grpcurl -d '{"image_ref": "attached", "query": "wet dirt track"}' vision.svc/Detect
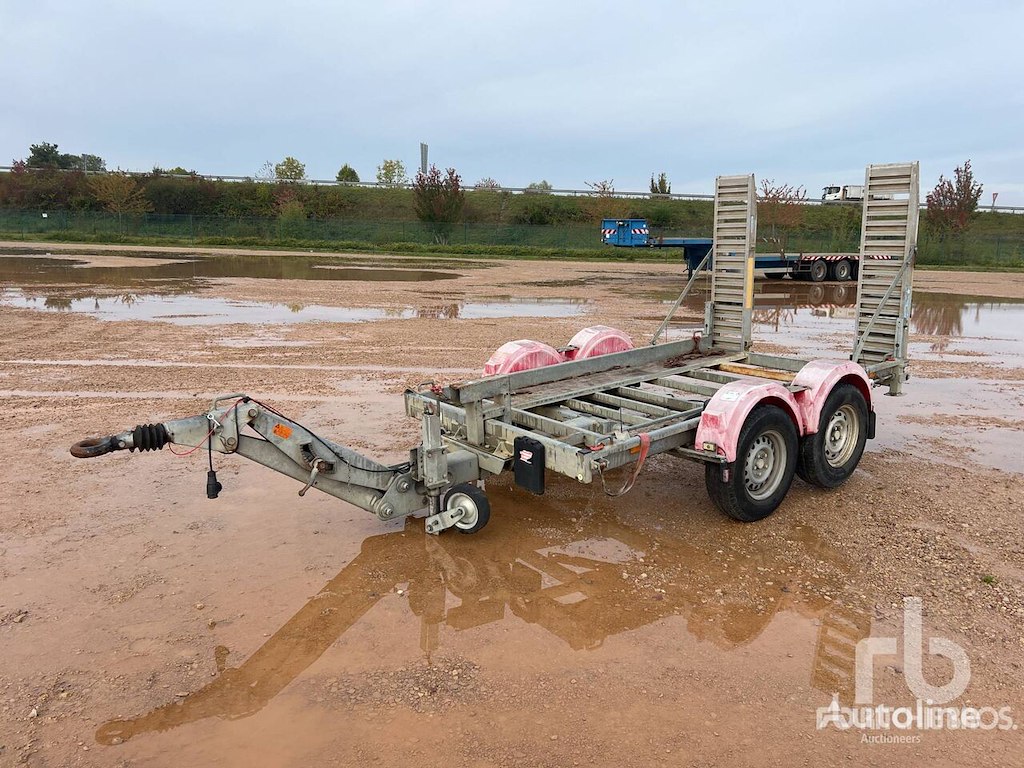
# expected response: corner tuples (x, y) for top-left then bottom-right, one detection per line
(1, 246), (1022, 767)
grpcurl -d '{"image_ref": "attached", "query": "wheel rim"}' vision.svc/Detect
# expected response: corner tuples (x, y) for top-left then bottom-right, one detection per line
(836, 262), (851, 280)
(743, 429), (787, 501)
(824, 405), (860, 467)
(448, 492), (479, 530)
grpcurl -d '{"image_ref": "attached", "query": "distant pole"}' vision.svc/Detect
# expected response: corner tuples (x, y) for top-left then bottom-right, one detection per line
(420, 143), (428, 175)
(991, 192), (998, 211)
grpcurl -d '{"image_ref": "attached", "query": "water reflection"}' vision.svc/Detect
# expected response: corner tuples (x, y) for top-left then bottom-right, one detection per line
(911, 293), (1024, 352)
(0, 254), (462, 290)
(655, 281), (1024, 348)
(96, 483), (867, 745)
(0, 289), (587, 325)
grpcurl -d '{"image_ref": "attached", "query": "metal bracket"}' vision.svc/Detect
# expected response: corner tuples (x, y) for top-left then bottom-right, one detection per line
(419, 403), (448, 489)
(424, 504), (466, 535)
(298, 457), (328, 497)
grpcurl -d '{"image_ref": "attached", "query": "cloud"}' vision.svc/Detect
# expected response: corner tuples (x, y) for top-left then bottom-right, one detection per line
(1, 0), (1021, 201)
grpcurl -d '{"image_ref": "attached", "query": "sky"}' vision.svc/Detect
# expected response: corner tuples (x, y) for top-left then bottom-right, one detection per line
(1, 1), (1022, 204)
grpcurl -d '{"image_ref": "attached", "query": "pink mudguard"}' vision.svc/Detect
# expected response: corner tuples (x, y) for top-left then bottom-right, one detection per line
(694, 361), (873, 462)
(791, 359), (872, 434)
(695, 381), (803, 463)
(563, 325), (634, 361)
(483, 340), (563, 376)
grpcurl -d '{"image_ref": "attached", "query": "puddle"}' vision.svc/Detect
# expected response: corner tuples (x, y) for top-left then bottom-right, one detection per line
(0, 289), (586, 325)
(94, 478), (861, 745)
(656, 281), (1024, 358)
(0, 254), (463, 288)
(652, 280), (1024, 471)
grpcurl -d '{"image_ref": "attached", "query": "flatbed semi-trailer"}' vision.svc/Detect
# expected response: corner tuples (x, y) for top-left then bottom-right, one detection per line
(601, 218), (859, 281)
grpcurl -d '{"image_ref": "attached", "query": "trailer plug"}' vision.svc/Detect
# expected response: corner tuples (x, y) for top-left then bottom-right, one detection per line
(206, 470), (223, 499)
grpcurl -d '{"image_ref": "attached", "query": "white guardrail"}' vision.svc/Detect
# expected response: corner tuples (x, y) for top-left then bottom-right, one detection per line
(1, 166), (1022, 213)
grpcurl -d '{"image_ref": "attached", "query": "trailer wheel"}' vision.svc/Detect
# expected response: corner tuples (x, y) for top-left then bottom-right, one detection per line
(809, 259), (828, 282)
(704, 405), (798, 522)
(443, 483), (491, 534)
(831, 259), (853, 282)
(796, 384), (868, 488)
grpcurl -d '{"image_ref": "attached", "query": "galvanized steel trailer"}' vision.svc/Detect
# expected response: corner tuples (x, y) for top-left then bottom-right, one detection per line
(71, 163), (920, 534)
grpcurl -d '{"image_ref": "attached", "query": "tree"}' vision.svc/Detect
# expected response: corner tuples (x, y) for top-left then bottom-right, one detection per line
(474, 177), (501, 190)
(757, 179), (807, 255)
(650, 172), (671, 195)
(89, 172), (153, 234)
(255, 161), (276, 182)
(336, 164), (360, 183)
(412, 164), (465, 243)
(25, 142), (104, 171)
(926, 159), (983, 239)
(79, 154), (106, 172)
(585, 179), (615, 196)
(27, 142), (64, 168)
(376, 159), (408, 187)
(526, 180), (552, 194)
(162, 166), (195, 176)
(274, 156), (306, 182)
(277, 198), (307, 239)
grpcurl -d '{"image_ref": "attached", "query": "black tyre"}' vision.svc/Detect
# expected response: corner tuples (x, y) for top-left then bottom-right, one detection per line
(831, 259), (853, 282)
(796, 384), (868, 488)
(705, 405), (799, 522)
(443, 483), (491, 534)
(809, 259), (828, 282)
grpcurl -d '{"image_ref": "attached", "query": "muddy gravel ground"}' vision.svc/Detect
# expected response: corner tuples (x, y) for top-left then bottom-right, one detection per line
(1, 245), (1022, 767)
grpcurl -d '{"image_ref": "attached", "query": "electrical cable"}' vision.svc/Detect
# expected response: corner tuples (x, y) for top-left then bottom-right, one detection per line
(247, 397), (412, 474)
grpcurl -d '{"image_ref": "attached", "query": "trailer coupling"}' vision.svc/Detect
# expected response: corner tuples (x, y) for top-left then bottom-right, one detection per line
(69, 393), (490, 535)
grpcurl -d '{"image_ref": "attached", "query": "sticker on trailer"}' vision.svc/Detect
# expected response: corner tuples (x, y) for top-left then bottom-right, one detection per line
(518, 449), (534, 464)
(720, 390), (742, 401)
(798, 254), (859, 261)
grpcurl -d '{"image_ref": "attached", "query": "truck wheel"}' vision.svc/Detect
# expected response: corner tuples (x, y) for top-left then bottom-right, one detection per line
(443, 483), (491, 534)
(809, 259), (828, 282)
(831, 259), (853, 282)
(705, 405), (798, 522)
(797, 384), (868, 488)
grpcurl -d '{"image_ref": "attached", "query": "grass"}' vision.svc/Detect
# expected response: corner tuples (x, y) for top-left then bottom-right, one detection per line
(1, 207), (1022, 270)
(4, 229), (1023, 271)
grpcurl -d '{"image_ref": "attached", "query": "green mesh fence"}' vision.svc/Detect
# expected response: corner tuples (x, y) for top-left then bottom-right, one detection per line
(0, 210), (1020, 266)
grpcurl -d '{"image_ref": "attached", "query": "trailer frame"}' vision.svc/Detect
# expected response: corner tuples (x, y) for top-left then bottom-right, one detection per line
(71, 163), (921, 533)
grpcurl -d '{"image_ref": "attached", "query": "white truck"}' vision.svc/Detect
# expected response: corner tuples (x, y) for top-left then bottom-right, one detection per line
(822, 184), (864, 202)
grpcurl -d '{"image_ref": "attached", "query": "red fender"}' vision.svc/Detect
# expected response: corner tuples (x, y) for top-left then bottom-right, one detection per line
(563, 325), (634, 361)
(791, 360), (872, 434)
(483, 340), (563, 376)
(695, 381), (804, 463)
